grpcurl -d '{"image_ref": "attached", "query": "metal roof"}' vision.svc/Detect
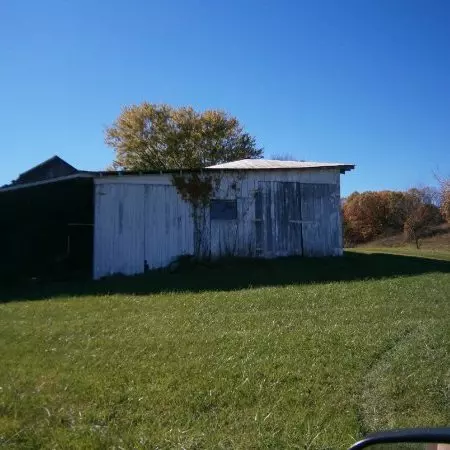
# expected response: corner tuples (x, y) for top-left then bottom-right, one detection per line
(207, 159), (355, 172)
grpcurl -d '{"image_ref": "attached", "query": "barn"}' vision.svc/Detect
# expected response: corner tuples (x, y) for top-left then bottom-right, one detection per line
(0, 158), (354, 281)
(93, 159), (354, 279)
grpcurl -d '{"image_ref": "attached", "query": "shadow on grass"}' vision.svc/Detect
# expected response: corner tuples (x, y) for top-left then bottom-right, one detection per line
(1, 251), (449, 303)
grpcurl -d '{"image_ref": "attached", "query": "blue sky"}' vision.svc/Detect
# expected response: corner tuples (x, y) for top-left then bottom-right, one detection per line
(1, 0), (449, 195)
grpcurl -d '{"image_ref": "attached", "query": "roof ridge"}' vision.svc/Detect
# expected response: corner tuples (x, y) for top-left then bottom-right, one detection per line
(17, 155), (77, 178)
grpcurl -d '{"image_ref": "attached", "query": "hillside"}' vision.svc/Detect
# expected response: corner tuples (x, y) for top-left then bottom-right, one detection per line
(357, 223), (450, 251)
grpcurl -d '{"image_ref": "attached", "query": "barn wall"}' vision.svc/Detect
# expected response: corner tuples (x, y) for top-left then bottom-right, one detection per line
(93, 169), (343, 279)
(208, 170), (341, 258)
(143, 185), (195, 269)
(94, 184), (145, 277)
(95, 174), (173, 186)
(93, 183), (194, 279)
(94, 170), (339, 186)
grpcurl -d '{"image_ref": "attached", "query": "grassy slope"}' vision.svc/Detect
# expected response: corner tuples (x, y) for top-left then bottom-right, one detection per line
(1, 251), (449, 449)
(348, 247), (450, 262)
(358, 223), (450, 252)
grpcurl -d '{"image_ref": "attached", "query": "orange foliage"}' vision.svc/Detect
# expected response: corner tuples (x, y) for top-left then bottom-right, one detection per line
(441, 181), (450, 223)
(343, 189), (443, 245)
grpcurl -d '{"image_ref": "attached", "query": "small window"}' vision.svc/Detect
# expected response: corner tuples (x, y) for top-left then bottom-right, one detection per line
(210, 199), (237, 220)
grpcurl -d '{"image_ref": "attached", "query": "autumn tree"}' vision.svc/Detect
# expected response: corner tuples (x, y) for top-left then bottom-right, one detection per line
(105, 103), (263, 170)
(342, 188), (443, 246)
(342, 191), (392, 243)
(404, 203), (442, 249)
(438, 178), (450, 223)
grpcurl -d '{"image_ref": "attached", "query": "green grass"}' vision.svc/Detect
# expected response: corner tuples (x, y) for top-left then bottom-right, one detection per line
(1, 251), (449, 449)
(347, 246), (450, 261)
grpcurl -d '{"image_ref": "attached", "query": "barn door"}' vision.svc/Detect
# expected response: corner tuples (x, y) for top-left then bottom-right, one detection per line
(255, 182), (303, 257)
(300, 183), (341, 256)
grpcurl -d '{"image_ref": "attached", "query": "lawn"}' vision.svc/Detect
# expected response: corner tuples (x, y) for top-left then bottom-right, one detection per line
(1, 250), (449, 449)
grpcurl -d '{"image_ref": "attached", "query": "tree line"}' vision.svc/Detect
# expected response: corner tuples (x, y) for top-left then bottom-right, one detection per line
(343, 183), (450, 248)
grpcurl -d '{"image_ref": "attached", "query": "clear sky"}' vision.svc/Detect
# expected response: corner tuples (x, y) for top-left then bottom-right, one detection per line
(1, 0), (449, 195)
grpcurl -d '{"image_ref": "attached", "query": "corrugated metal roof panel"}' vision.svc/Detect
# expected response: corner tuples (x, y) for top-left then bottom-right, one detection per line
(207, 159), (355, 171)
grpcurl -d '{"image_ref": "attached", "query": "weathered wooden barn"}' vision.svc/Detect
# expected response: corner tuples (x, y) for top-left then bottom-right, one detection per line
(93, 159), (354, 279)
(0, 158), (354, 281)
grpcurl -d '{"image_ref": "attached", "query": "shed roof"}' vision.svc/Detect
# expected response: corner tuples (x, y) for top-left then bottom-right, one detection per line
(207, 159), (354, 172)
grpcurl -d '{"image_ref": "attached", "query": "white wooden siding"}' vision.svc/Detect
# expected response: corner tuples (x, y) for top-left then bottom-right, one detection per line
(94, 184), (145, 277)
(93, 169), (344, 278)
(143, 185), (194, 270)
(93, 183), (193, 279)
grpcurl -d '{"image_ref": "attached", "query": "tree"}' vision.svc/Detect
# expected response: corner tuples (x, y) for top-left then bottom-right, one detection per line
(436, 177), (450, 223)
(342, 191), (392, 244)
(411, 186), (440, 206)
(442, 184), (450, 223)
(404, 203), (442, 249)
(342, 188), (444, 246)
(105, 103), (263, 170)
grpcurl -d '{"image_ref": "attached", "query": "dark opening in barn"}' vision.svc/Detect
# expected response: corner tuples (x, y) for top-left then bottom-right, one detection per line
(0, 178), (94, 282)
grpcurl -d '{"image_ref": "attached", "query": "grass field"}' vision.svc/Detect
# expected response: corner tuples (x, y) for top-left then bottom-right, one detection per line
(1, 250), (449, 449)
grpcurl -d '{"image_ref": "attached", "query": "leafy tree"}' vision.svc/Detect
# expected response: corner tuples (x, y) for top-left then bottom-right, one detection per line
(342, 191), (391, 243)
(105, 103), (263, 170)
